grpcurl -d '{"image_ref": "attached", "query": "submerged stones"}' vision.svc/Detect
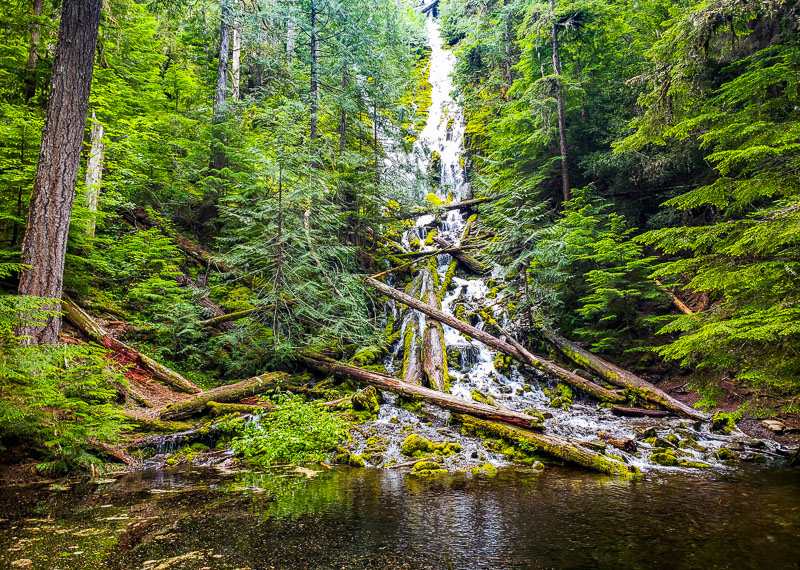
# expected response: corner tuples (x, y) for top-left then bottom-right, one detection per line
(470, 463), (498, 477)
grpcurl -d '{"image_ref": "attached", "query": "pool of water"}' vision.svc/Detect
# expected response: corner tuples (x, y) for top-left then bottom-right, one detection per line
(1, 465), (798, 569)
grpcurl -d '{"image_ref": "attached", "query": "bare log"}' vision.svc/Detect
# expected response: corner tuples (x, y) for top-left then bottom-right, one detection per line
(301, 354), (544, 430)
(365, 278), (626, 403)
(453, 414), (639, 478)
(160, 372), (291, 420)
(63, 295), (201, 394)
(538, 328), (708, 421)
(611, 407), (671, 419)
(433, 235), (486, 274)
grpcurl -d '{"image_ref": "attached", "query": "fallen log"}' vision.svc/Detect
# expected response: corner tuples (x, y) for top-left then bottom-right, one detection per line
(63, 295), (201, 394)
(538, 328), (708, 421)
(123, 413), (193, 433)
(301, 354), (544, 430)
(160, 371), (291, 420)
(453, 414), (640, 478)
(655, 279), (694, 315)
(611, 407), (672, 419)
(199, 307), (259, 327)
(206, 401), (275, 417)
(365, 278), (626, 403)
(433, 236), (486, 274)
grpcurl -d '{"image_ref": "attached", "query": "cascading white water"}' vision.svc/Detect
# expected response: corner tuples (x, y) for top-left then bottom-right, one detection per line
(363, 16), (784, 472)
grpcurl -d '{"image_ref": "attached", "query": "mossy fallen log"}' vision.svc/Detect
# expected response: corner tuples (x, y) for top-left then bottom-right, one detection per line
(123, 414), (193, 433)
(160, 372), (291, 420)
(301, 354), (544, 430)
(63, 295), (201, 394)
(432, 235), (486, 274)
(365, 278), (626, 403)
(538, 328), (708, 421)
(206, 401), (275, 417)
(453, 414), (640, 478)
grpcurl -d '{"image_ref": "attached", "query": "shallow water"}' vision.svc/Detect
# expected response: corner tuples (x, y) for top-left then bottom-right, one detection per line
(2, 465), (799, 569)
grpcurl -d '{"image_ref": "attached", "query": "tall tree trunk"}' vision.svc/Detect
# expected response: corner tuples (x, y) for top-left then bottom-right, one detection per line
(18, 0), (103, 345)
(211, 1), (231, 166)
(550, 0), (570, 203)
(421, 268), (449, 392)
(232, 17), (241, 101)
(309, 0), (318, 140)
(339, 67), (347, 156)
(23, 0), (43, 102)
(85, 110), (104, 238)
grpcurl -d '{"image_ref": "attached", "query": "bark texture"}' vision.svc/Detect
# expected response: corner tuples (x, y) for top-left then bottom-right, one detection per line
(366, 278), (626, 403)
(18, 0), (103, 344)
(85, 110), (104, 237)
(550, 0), (570, 203)
(420, 268), (449, 392)
(231, 19), (241, 100)
(23, 0), (44, 102)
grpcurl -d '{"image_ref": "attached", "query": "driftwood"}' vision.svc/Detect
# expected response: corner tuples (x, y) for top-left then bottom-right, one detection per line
(301, 354), (544, 430)
(160, 371), (291, 420)
(365, 278), (626, 403)
(611, 407), (672, 419)
(63, 295), (201, 394)
(433, 236), (486, 274)
(453, 414), (639, 478)
(538, 328), (707, 421)
(421, 268), (449, 392)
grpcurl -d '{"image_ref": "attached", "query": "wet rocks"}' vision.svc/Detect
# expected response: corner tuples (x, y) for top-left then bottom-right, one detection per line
(401, 434), (461, 457)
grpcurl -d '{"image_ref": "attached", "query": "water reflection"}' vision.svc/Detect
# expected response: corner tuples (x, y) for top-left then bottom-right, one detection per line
(1, 466), (799, 569)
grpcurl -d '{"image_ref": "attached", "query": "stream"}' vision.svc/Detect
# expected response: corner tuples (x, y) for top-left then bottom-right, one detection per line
(2, 16), (798, 570)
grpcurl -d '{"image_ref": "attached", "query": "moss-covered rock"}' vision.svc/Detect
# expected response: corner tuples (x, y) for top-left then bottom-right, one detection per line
(712, 411), (738, 434)
(352, 385), (381, 415)
(401, 434), (462, 458)
(470, 463), (498, 477)
(714, 447), (736, 461)
(650, 451), (680, 466)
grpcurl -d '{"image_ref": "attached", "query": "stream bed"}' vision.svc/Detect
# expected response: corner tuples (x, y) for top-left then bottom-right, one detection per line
(2, 465), (799, 569)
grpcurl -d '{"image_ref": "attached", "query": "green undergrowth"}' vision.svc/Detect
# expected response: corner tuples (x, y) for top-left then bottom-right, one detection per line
(221, 391), (349, 468)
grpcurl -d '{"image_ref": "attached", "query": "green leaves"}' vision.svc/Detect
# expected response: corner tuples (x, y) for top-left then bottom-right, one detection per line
(229, 392), (348, 467)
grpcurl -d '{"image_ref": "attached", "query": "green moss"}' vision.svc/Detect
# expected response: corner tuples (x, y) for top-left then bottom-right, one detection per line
(545, 383), (573, 410)
(470, 463), (498, 477)
(401, 434), (461, 457)
(388, 417), (400, 425)
(679, 460), (710, 469)
(714, 447), (736, 461)
(348, 454), (366, 468)
(412, 460), (440, 472)
(712, 411), (740, 434)
(440, 260), (458, 300)
(424, 228), (438, 246)
(352, 385), (381, 416)
(650, 451), (680, 466)
(397, 395), (423, 413)
(493, 354), (512, 374)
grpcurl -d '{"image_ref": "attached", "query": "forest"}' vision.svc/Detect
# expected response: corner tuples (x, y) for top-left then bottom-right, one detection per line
(1, 0), (800, 561)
